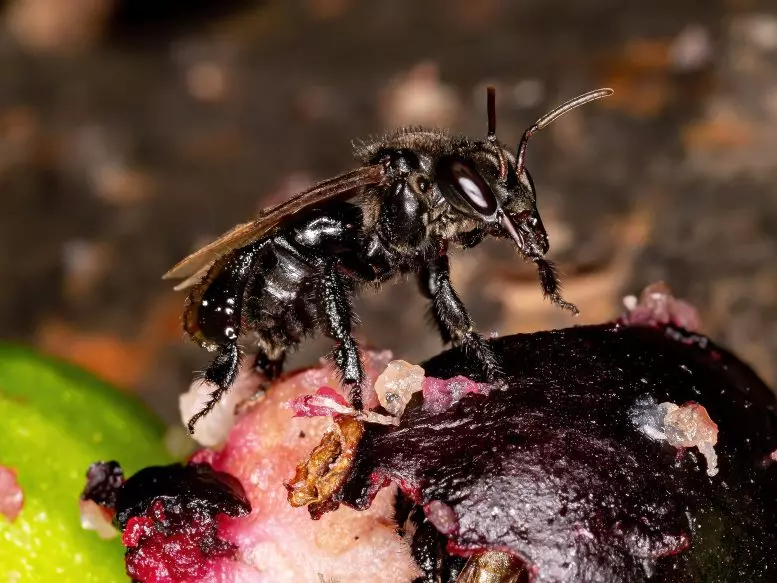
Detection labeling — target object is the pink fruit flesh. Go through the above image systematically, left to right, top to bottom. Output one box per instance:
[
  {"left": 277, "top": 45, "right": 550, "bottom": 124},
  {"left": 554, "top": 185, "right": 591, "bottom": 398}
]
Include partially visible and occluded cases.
[
  {"left": 620, "top": 281, "right": 701, "bottom": 332},
  {"left": 203, "top": 356, "right": 421, "bottom": 583},
  {"left": 422, "top": 374, "right": 493, "bottom": 415},
  {"left": 287, "top": 386, "right": 354, "bottom": 418},
  {"left": 0, "top": 465, "right": 23, "bottom": 522},
  {"left": 123, "top": 500, "right": 239, "bottom": 583}
]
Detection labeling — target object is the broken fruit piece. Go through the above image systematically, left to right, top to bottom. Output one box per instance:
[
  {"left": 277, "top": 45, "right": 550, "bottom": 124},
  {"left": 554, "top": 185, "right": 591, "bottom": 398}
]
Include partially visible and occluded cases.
[
  {"left": 620, "top": 281, "right": 701, "bottom": 331},
  {"left": 93, "top": 353, "right": 421, "bottom": 583},
  {"left": 374, "top": 360, "right": 425, "bottom": 417},
  {"left": 421, "top": 374, "right": 493, "bottom": 415},
  {"left": 633, "top": 399, "right": 720, "bottom": 476},
  {"left": 81, "top": 462, "right": 251, "bottom": 582}
]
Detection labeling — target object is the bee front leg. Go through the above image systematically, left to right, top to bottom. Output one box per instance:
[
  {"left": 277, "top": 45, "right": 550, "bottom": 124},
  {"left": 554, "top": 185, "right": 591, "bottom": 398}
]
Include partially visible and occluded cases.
[
  {"left": 419, "top": 255, "right": 500, "bottom": 380},
  {"left": 317, "top": 260, "right": 365, "bottom": 409}
]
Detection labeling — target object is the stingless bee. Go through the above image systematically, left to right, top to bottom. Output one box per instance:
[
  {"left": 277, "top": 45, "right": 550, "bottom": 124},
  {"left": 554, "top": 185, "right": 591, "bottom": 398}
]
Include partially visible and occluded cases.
[{"left": 165, "top": 86, "right": 613, "bottom": 432}]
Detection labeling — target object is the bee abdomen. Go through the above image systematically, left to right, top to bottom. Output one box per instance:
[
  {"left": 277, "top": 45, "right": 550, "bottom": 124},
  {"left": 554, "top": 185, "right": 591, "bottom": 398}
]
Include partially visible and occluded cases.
[
  {"left": 243, "top": 237, "right": 318, "bottom": 346},
  {"left": 184, "top": 243, "right": 265, "bottom": 350}
]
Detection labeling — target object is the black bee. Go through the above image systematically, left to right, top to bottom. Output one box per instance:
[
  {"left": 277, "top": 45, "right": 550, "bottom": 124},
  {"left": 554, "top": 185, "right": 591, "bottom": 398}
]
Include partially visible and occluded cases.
[{"left": 165, "top": 86, "right": 613, "bottom": 432}]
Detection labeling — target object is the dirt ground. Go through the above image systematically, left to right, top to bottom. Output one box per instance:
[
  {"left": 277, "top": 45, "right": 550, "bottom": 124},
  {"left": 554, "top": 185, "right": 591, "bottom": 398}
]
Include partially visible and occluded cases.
[{"left": 1, "top": 0, "right": 776, "bottom": 423}]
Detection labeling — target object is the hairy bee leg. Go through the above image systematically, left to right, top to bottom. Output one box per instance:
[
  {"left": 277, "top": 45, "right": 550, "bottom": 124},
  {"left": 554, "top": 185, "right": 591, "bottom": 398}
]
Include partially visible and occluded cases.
[
  {"left": 419, "top": 255, "right": 500, "bottom": 380},
  {"left": 534, "top": 257, "right": 579, "bottom": 315},
  {"left": 317, "top": 260, "right": 364, "bottom": 409},
  {"left": 187, "top": 342, "right": 241, "bottom": 433},
  {"left": 231, "top": 348, "right": 287, "bottom": 415},
  {"left": 252, "top": 348, "right": 286, "bottom": 380},
  {"left": 406, "top": 505, "right": 467, "bottom": 583},
  {"left": 409, "top": 506, "right": 445, "bottom": 582}
]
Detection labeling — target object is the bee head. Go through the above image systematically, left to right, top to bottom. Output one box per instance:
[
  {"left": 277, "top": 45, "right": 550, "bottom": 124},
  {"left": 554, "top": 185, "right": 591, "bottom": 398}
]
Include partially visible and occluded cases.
[{"left": 435, "top": 86, "right": 612, "bottom": 261}]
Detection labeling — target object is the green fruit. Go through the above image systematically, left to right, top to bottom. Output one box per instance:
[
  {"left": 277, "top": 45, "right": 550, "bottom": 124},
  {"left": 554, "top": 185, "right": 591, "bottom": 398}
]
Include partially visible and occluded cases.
[{"left": 0, "top": 343, "right": 174, "bottom": 583}]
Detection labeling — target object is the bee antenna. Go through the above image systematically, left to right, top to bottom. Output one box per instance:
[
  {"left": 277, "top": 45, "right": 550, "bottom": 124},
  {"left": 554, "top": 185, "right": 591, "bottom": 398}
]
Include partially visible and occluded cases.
[
  {"left": 486, "top": 86, "right": 497, "bottom": 142},
  {"left": 515, "top": 88, "right": 613, "bottom": 176}
]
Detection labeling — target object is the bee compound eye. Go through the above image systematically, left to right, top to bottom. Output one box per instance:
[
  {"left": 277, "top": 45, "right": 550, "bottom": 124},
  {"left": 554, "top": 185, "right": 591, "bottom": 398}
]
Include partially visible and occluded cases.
[{"left": 436, "top": 156, "right": 498, "bottom": 217}]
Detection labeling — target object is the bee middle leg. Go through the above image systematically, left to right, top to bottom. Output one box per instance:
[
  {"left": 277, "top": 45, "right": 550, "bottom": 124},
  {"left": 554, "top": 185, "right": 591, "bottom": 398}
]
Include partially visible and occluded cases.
[
  {"left": 419, "top": 255, "right": 500, "bottom": 380},
  {"left": 317, "top": 259, "right": 364, "bottom": 409},
  {"left": 227, "top": 346, "right": 287, "bottom": 417},
  {"left": 252, "top": 346, "right": 286, "bottom": 381}
]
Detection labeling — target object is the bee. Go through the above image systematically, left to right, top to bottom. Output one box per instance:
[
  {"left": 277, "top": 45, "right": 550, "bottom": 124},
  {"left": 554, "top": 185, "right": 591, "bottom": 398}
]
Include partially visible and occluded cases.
[{"left": 165, "top": 86, "right": 613, "bottom": 432}]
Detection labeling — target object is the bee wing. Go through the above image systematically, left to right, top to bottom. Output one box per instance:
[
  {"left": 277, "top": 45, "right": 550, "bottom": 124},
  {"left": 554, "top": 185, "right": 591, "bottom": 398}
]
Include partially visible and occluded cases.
[
  {"left": 163, "top": 164, "right": 387, "bottom": 283},
  {"left": 171, "top": 261, "right": 217, "bottom": 291}
]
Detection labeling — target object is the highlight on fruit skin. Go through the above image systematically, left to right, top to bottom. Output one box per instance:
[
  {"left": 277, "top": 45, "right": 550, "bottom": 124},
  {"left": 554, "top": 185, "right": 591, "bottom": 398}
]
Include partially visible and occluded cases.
[{"left": 80, "top": 284, "right": 777, "bottom": 582}]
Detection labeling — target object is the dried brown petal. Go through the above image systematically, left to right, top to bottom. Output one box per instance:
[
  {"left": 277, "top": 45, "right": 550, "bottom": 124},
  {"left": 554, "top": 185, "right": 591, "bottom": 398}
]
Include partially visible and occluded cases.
[{"left": 286, "top": 415, "right": 363, "bottom": 517}]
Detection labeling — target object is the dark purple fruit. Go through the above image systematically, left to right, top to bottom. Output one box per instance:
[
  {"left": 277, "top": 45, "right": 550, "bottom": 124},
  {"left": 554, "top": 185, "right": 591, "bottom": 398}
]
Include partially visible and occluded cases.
[
  {"left": 334, "top": 324, "right": 777, "bottom": 582},
  {"left": 82, "top": 461, "right": 125, "bottom": 510},
  {"left": 84, "top": 462, "right": 251, "bottom": 582},
  {"left": 113, "top": 462, "right": 249, "bottom": 530}
]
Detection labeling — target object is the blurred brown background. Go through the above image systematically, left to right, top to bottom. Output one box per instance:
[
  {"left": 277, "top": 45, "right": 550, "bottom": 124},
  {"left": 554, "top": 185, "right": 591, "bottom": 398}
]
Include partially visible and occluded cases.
[{"left": 1, "top": 0, "right": 776, "bottom": 423}]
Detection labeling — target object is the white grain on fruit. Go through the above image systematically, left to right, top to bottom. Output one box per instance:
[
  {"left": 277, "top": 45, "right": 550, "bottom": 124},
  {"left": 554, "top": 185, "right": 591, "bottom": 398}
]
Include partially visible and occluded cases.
[
  {"left": 374, "top": 360, "right": 425, "bottom": 417},
  {"left": 632, "top": 398, "right": 720, "bottom": 477},
  {"left": 78, "top": 499, "right": 118, "bottom": 539}
]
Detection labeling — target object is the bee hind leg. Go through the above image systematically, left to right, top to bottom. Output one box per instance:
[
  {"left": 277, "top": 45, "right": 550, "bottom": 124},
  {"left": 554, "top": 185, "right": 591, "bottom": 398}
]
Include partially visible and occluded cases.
[{"left": 187, "top": 342, "right": 241, "bottom": 434}]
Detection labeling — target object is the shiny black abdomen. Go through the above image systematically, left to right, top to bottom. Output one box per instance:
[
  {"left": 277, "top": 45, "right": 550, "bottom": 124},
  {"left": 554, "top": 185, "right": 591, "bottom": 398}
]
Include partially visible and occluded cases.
[
  {"left": 194, "top": 201, "right": 372, "bottom": 354},
  {"left": 242, "top": 236, "right": 319, "bottom": 350}
]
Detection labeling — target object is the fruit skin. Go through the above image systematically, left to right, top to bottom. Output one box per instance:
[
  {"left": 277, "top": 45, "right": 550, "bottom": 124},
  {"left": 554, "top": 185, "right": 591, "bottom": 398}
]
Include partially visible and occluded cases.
[
  {"left": 338, "top": 324, "right": 777, "bottom": 582},
  {"left": 0, "top": 343, "right": 173, "bottom": 583},
  {"left": 111, "top": 463, "right": 251, "bottom": 583}
]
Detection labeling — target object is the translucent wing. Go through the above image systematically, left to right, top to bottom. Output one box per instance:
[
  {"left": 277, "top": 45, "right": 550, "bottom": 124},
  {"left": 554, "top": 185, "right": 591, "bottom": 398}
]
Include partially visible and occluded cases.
[{"left": 163, "top": 165, "right": 386, "bottom": 284}]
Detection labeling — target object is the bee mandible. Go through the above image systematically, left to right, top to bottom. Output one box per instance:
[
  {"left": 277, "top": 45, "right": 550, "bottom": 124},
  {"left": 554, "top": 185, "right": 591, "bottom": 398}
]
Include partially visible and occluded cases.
[{"left": 165, "top": 86, "right": 613, "bottom": 432}]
